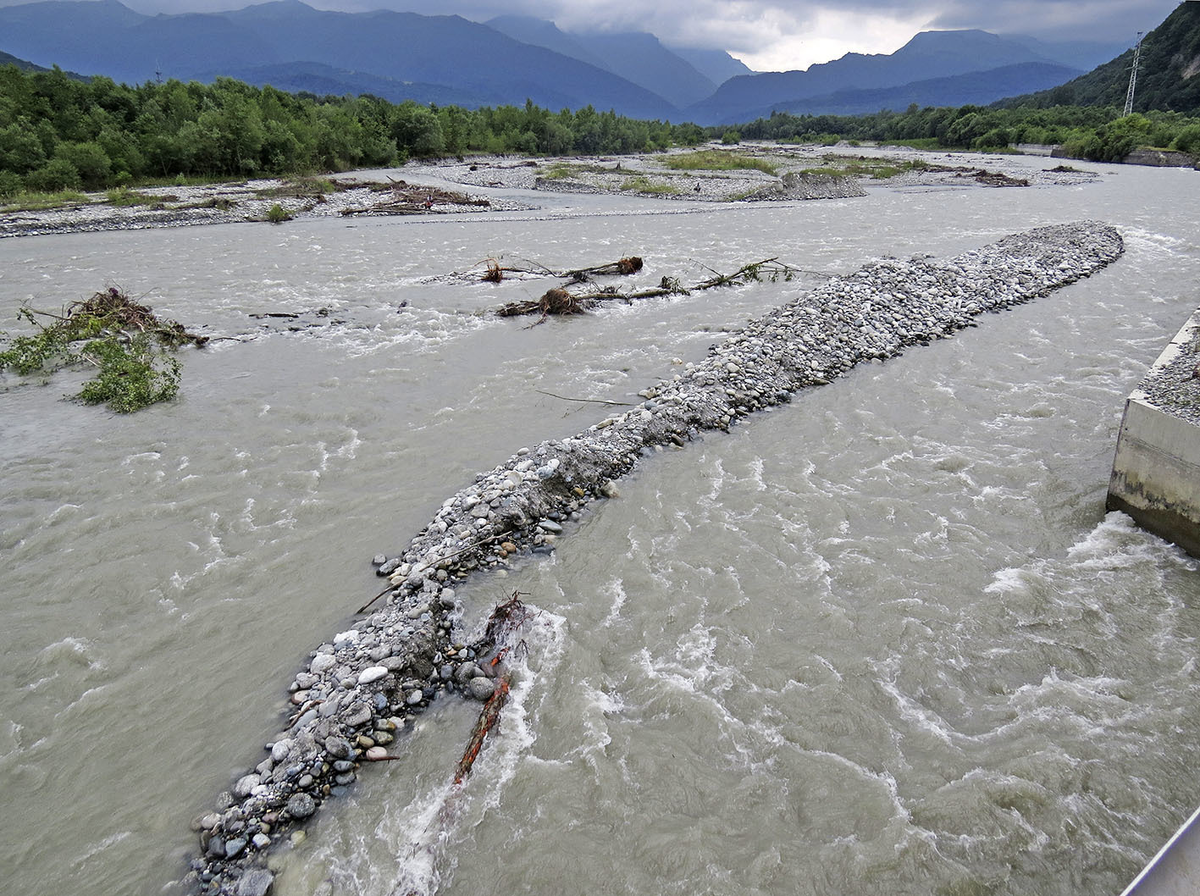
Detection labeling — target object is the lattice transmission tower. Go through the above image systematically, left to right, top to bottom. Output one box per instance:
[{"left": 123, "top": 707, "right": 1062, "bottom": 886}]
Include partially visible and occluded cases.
[{"left": 1123, "top": 33, "right": 1144, "bottom": 116}]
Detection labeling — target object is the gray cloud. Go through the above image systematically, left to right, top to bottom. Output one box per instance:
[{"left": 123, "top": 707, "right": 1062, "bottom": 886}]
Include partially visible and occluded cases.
[{"left": 14, "top": 0, "right": 1185, "bottom": 67}]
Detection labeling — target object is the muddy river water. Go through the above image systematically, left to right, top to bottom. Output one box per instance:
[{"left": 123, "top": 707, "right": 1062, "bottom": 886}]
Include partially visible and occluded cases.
[{"left": 1, "top": 150, "right": 1199, "bottom": 896}]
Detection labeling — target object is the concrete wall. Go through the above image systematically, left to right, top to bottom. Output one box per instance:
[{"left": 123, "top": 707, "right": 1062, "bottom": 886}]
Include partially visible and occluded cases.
[{"left": 1107, "top": 310, "right": 1200, "bottom": 559}]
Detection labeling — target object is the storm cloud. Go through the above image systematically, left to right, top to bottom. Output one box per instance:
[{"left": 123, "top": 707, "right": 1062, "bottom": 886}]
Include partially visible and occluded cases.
[{"left": 15, "top": 0, "right": 1181, "bottom": 70}]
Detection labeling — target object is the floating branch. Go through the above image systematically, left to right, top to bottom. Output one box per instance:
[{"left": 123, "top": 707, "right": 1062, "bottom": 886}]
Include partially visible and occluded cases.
[
  {"left": 454, "top": 256, "right": 644, "bottom": 284},
  {"left": 562, "top": 256, "right": 643, "bottom": 279},
  {"left": 495, "top": 258, "right": 799, "bottom": 319},
  {"left": 497, "top": 287, "right": 590, "bottom": 317}
]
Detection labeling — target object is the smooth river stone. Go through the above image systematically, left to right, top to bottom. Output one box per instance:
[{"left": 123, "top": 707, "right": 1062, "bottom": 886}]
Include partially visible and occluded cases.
[{"left": 357, "top": 666, "right": 388, "bottom": 685}]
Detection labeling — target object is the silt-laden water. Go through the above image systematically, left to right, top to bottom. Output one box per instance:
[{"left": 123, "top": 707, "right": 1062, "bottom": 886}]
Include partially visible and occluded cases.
[{"left": 1, "top": 152, "right": 1198, "bottom": 896}]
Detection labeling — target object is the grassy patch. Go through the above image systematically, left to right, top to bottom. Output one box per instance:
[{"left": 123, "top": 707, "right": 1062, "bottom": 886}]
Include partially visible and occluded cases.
[
  {"left": 879, "top": 138, "right": 941, "bottom": 151},
  {"left": 659, "top": 150, "right": 778, "bottom": 176},
  {"left": 802, "top": 156, "right": 929, "bottom": 180},
  {"left": 538, "top": 161, "right": 613, "bottom": 180},
  {"left": 539, "top": 162, "right": 577, "bottom": 180},
  {"left": 619, "top": 175, "right": 680, "bottom": 195},
  {"left": 255, "top": 177, "right": 339, "bottom": 199},
  {"left": 105, "top": 187, "right": 164, "bottom": 208},
  {"left": 1, "top": 190, "right": 91, "bottom": 211},
  {"left": 265, "top": 203, "right": 293, "bottom": 223}
]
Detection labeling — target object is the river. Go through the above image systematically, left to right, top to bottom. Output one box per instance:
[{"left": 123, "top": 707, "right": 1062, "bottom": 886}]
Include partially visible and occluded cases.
[{"left": 1, "top": 150, "right": 1198, "bottom": 896}]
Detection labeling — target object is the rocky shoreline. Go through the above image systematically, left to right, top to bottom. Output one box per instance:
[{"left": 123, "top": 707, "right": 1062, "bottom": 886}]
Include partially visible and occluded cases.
[
  {"left": 1, "top": 145, "right": 1103, "bottom": 239},
  {"left": 0, "top": 177, "right": 518, "bottom": 239},
  {"left": 186, "top": 220, "right": 1123, "bottom": 895}
]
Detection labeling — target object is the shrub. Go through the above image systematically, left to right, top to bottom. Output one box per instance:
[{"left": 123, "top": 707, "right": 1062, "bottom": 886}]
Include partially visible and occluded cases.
[
  {"left": 1172, "top": 124, "right": 1200, "bottom": 156},
  {"left": 721, "top": 130, "right": 741, "bottom": 145},
  {"left": 25, "top": 158, "right": 81, "bottom": 192},
  {"left": 0, "top": 171, "right": 21, "bottom": 200},
  {"left": 265, "top": 202, "right": 292, "bottom": 223}
]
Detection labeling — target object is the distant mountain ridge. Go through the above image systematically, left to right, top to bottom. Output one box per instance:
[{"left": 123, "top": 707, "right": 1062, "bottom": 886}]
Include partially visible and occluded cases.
[
  {"left": 0, "top": 0, "right": 1121, "bottom": 123},
  {"left": 486, "top": 15, "right": 729, "bottom": 108},
  {"left": 689, "top": 29, "right": 1079, "bottom": 123},
  {"left": 748, "top": 62, "right": 1083, "bottom": 120}
]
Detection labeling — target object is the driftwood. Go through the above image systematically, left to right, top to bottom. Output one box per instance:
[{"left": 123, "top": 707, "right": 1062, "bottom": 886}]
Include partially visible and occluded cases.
[
  {"left": 340, "top": 181, "right": 490, "bottom": 216},
  {"left": 480, "top": 255, "right": 642, "bottom": 284},
  {"left": 496, "top": 258, "right": 800, "bottom": 320},
  {"left": 29, "top": 287, "right": 209, "bottom": 347},
  {"left": 496, "top": 287, "right": 590, "bottom": 317},
  {"left": 535, "top": 389, "right": 635, "bottom": 407},
  {"left": 452, "top": 592, "right": 534, "bottom": 784},
  {"left": 454, "top": 675, "right": 510, "bottom": 784}
]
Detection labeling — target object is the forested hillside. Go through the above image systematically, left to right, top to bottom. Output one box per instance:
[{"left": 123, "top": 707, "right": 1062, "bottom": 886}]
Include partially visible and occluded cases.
[{"left": 1001, "top": 1, "right": 1200, "bottom": 113}]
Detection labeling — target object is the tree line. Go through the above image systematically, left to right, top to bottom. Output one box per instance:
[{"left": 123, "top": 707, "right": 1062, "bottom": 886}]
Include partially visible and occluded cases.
[
  {"left": 2, "top": 62, "right": 1198, "bottom": 199},
  {"left": 0, "top": 65, "right": 705, "bottom": 196},
  {"left": 732, "top": 103, "right": 1200, "bottom": 162}
]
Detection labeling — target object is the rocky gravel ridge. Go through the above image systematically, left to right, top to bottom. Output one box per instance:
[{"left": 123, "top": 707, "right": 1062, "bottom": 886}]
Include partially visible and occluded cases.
[{"left": 187, "top": 220, "right": 1124, "bottom": 895}]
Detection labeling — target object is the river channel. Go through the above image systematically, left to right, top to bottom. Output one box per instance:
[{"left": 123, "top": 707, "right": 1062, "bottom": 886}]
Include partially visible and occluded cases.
[{"left": 1, "top": 150, "right": 1199, "bottom": 896}]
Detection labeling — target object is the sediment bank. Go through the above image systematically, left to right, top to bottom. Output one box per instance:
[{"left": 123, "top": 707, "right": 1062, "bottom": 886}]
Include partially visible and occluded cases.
[{"left": 187, "top": 220, "right": 1124, "bottom": 895}]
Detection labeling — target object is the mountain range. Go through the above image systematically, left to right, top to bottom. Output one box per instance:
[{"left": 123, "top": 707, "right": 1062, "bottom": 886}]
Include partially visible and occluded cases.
[{"left": 0, "top": 0, "right": 1143, "bottom": 124}]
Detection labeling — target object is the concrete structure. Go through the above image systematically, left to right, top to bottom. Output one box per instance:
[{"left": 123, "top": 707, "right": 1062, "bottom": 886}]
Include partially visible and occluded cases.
[
  {"left": 1107, "top": 308, "right": 1200, "bottom": 559},
  {"left": 1120, "top": 806, "right": 1200, "bottom": 896}
]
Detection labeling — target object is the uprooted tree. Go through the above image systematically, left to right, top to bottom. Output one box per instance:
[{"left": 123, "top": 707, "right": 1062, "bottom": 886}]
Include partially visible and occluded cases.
[{"left": 0, "top": 286, "right": 207, "bottom": 412}]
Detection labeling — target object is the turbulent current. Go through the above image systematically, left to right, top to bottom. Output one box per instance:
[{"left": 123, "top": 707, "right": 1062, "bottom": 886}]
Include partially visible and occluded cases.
[{"left": 1, "top": 150, "right": 1199, "bottom": 896}]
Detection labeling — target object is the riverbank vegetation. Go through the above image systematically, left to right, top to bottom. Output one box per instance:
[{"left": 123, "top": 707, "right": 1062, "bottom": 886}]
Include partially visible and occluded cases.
[
  {"left": 1, "top": 60, "right": 1196, "bottom": 208},
  {"left": 0, "top": 65, "right": 701, "bottom": 199},
  {"left": 730, "top": 105, "right": 1200, "bottom": 163}
]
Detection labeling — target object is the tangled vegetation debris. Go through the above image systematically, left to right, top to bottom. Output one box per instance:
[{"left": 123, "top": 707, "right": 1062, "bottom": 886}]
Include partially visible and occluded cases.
[
  {"left": 339, "top": 179, "right": 490, "bottom": 216},
  {"left": 495, "top": 256, "right": 800, "bottom": 319},
  {"left": 0, "top": 286, "right": 205, "bottom": 412}
]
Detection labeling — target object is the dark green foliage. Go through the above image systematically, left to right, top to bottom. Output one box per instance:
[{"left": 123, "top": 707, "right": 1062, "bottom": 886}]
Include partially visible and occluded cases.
[
  {"left": 0, "top": 65, "right": 703, "bottom": 191},
  {"left": 729, "top": 102, "right": 1199, "bottom": 162},
  {"left": 24, "top": 156, "right": 81, "bottom": 191},
  {"left": 0, "top": 170, "right": 20, "bottom": 198},
  {"left": 265, "top": 202, "right": 292, "bottom": 223},
  {"left": 0, "top": 287, "right": 201, "bottom": 412},
  {"left": 74, "top": 334, "right": 181, "bottom": 413}
]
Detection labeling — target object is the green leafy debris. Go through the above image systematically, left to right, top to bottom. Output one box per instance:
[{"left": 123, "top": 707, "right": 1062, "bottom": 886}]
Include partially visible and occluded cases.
[{"left": 0, "top": 286, "right": 205, "bottom": 412}]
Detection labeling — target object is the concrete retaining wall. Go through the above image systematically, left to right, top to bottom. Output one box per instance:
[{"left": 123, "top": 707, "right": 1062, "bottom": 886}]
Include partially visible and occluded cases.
[{"left": 1107, "top": 309, "right": 1200, "bottom": 558}]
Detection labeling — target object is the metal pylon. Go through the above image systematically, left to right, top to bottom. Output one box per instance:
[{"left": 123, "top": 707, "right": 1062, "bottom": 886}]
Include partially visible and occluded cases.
[{"left": 1123, "top": 33, "right": 1144, "bottom": 116}]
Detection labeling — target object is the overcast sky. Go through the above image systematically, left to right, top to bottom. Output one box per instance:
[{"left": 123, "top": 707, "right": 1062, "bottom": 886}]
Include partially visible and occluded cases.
[{"left": 28, "top": 0, "right": 1185, "bottom": 71}]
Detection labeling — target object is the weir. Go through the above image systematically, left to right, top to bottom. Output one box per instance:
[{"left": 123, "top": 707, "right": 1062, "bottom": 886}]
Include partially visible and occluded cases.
[
  {"left": 187, "top": 221, "right": 1125, "bottom": 895},
  {"left": 1107, "top": 306, "right": 1200, "bottom": 559}
]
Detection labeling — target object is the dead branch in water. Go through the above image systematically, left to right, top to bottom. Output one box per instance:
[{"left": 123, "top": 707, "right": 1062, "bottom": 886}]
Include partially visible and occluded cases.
[
  {"left": 459, "top": 256, "right": 644, "bottom": 284},
  {"left": 496, "top": 258, "right": 798, "bottom": 319},
  {"left": 496, "top": 287, "right": 589, "bottom": 317},
  {"left": 535, "top": 389, "right": 635, "bottom": 407},
  {"left": 453, "top": 591, "right": 535, "bottom": 784},
  {"left": 454, "top": 675, "right": 511, "bottom": 784}
]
